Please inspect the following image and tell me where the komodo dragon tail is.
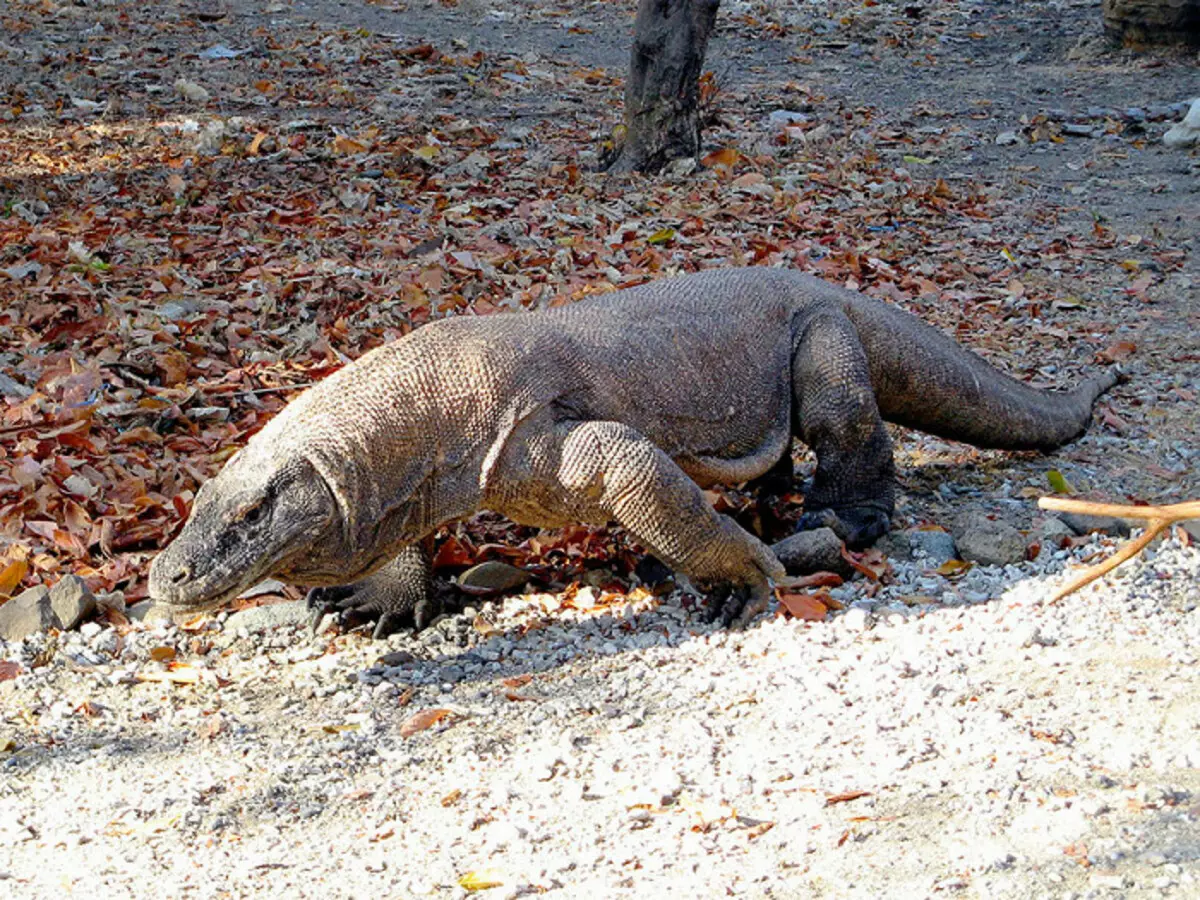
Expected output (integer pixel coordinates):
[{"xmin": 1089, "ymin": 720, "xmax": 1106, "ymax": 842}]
[{"xmin": 841, "ymin": 294, "xmax": 1122, "ymax": 452}]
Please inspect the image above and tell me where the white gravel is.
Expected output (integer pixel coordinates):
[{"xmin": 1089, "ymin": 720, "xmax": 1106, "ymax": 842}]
[{"xmin": 2, "ymin": 528, "xmax": 1198, "ymax": 898}]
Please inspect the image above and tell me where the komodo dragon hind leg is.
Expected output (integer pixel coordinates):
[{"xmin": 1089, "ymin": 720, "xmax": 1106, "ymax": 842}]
[
  {"xmin": 792, "ymin": 311, "xmax": 895, "ymax": 548},
  {"xmin": 504, "ymin": 420, "xmax": 786, "ymax": 628},
  {"xmin": 306, "ymin": 542, "xmax": 437, "ymax": 639}
]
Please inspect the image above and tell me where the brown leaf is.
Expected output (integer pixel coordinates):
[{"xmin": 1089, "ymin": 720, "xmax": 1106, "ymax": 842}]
[
  {"xmin": 776, "ymin": 590, "xmax": 830, "ymax": 621},
  {"xmin": 701, "ymin": 147, "xmax": 740, "ymax": 171},
  {"xmin": 1097, "ymin": 341, "xmax": 1136, "ymax": 363},
  {"xmin": 825, "ymin": 790, "xmax": 872, "ymax": 806},
  {"xmin": 399, "ymin": 708, "xmax": 453, "ymax": 738},
  {"xmin": 432, "ymin": 536, "xmax": 475, "ymax": 570},
  {"xmin": 0, "ymin": 660, "xmax": 23, "ymax": 682},
  {"xmin": 840, "ymin": 546, "xmax": 891, "ymax": 581},
  {"xmin": 0, "ymin": 558, "xmax": 29, "ymax": 598},
  {"xmin": 781, "ymin": 571, "xmax": 843, "ymax": 589},
  {"xmin": 933, "ymin": 559, "xmax": 973, "ymax": 578}
]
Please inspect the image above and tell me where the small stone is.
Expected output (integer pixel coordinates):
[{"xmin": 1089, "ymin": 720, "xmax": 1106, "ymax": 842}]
[
  {"xmin": 127, "ymin": 600, "xmax": 155, "ymax": 623},
  {"xmin": 174, "ymin": 78, "xmax": 210, "ymax": 104},
  {"xmin": 995, "ymin": 130, "xmax": 1022, "ymax": 146},
  {"xmin": 768, "ymin": 109, "xmax": 810, "ymax": 131},
  {"xmin": 0, "ymin": 586, "xmax": 58, "ymax": 640},
  {"xmin": 1039, "ymin": 516, "xmax": 1074, "ymax": 544},
  {"xmin": 907, "ymin": 528, "xmax": 958, "ymax": 566},
  {"xmin": 841, "ymin": 607, "xmax": 871, "ymax": 632},
  {"xmin": 49, "ymin": 575, "xmax": 96, "ymax": 630},
  {"xmin": 457, "ymin": 561, "xmax": 530, "ymax": 596},
  {"xmin": 1060, "ymin": 513, "xmax": 1132, "ymax": 538},
  {"xmin": 953, "ymin": 512, "xmax": 1026, "ymax": 566},
  {"xmin": 1061, "ymin": 123, "xmax": 1096, "ymax": 137},
  {"xmin": 1088, "ymin": 872, "xmax": 1126, "ymax": 890},
  {"xmin": 223, "ymin": 601, "xmax": 309, "ymax": 633},
  {"xmin": 378, "ymin": 650, "xmax": 416, "ymax": 667}
]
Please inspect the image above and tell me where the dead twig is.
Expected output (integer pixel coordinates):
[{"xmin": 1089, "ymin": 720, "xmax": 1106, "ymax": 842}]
[{"xmin": 1038, "ymin": 497, "xmax": 1200, "ymax": 602}]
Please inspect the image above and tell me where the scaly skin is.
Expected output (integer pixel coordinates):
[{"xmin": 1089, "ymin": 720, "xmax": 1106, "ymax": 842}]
[{"xmin": 149, "ymin": 269, "xmax": 1121, "ymax": 635}]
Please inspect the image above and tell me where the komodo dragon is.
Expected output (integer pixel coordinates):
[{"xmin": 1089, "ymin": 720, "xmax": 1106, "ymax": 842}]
[{"xmin": 149, "ymin": 268, "xmax": 1120, "ymax": 634}]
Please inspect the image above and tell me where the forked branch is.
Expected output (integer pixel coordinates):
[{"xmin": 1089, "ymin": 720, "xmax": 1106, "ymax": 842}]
[{"xmin": 1037, "ymin": 497, "xmax": 1200, "ymax": 602}]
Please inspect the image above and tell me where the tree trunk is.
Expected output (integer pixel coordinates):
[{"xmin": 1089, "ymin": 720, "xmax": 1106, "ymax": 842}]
[
  {"xmin": 607, "ymin": 0, "xmax": 721, "ymax": 174},
  {"xmin": 1102, "ymin": 0, "xmax": 1200, "ymax": 47}
]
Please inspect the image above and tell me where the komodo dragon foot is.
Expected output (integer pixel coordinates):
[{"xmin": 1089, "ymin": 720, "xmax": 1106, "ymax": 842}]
[
  {"xmin": 306, "ymin": 545, "xmax": 438, "ymax": 639},
  {"xmin": 699, "ymin": 580, "xmax": 775, "ymax": 630}
]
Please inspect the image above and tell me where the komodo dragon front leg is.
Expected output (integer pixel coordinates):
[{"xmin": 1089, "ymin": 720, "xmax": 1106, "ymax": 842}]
[
  {"xmin": 306, "ymin": 542, "xmax": 438, "ymax": 639},
  {"xmin": 792, "ymin": 310, "xmax": 896, "ymax": 546},
  {"xmin": 495, "ymin": 419, "xmax": 786, "ymax": 627}
]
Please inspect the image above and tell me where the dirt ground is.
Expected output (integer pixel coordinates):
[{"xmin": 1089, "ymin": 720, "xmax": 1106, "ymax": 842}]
[{"xmin": 1, "ymin": 1, "xmax": 1199, "ymax": 898}]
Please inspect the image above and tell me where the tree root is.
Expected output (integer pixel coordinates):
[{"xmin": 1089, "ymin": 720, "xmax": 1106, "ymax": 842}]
[{"xmin": 1038, "ymin": 497, "xmax": 1200, "ymax": 602}]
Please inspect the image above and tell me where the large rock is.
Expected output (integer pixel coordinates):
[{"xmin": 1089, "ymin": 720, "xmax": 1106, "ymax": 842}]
[
  {"xmin": 953, "ymin": 512, "xmax": 1026, "ymax": 567},
  {"xmin": 49, "ymin": 575, "xmax": 96, "ymax": 630},
  {"xmin": 1102, "ymin": 0, "xmax": 1200, "ymax": 47},
  {"xmin": 1164, "ymin": 98, "xmax": 1200, "ymax": 149},
  {"xmin": 0, "ymin": 587, "xmax": 58, "ymax": 641}
]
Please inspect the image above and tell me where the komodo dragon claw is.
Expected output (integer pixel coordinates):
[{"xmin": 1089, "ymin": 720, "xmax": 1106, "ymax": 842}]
[{"xmin": 701, "ymin": 581, "xmax": 774, "ymax": 630}]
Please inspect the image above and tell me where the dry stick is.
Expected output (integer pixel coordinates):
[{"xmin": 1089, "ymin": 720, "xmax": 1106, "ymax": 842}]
[{"xmin": 1037, "ymin": 497, "xmax": 1200, "ymax": 602}]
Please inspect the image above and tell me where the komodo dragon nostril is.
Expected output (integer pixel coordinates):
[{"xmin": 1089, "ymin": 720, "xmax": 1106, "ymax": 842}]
[{"xmin": 170, "ymin": 566, "xmax": 191, "ymax": 585}]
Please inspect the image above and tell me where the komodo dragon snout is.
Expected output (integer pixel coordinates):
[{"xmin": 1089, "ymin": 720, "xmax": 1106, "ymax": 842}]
[{"xmin": 148, "ymin": 452, "xmax": 339, "ymax": 611}]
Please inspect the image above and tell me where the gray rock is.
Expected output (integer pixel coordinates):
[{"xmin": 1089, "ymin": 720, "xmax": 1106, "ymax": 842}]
[
  {"xmin": 874, "ymin": 529, "xmax": 911, "ymax": 561},
  {"xmin": 378, "ymin": 650, "xmax": 416, "ymax": 667},
  {"xmin": 1038, "ymin": 516, "xmax": 1075, "ymax": 545},
  {"xmin": 995, "ymin": 130, "xmax": 1022, "ymax": 146},
  {"xmin": 49, "ymin": 575, "xmax": 96, "ymax": 630},
  {"xmin": 1163, "ymin": 98, "xmax": 1200, "ymax": 149},
  {"xmin": 458, "ymin": 561, "xmax": 530, "ymax": 596},
  {"xmin": 908, "ymin": 529, "xmax": 958, "ymax": 566},
  {"xmin": 953, "ymin": 512, "xmax": 1026, "ymax": 566},
  {"xmin": 1061, "ymin": 123, "xmax": 1097, "ymax": 137},
  {"xmin": 772, "ymin": 528, "xmax": 854, "ymax": 577},
  {"xmin": 127, "ymin": 600, "xmax": 154, "ymax": 623},
  {"xmin": 768, "ymin": 110, "xmax": 810, "ymax": 131},
  {"xmin": 0, "ymin": 373, "xmax": 33, "ymax": 399},
  {"xmin": 0, "ymin": 586, "xmax": 59, "ymax": 640},
  {"xmin": 1060, "ymin": 513, "xmax": 1132, "ymax": 538},
  {"xmin": 224, "ymin": 601, "xmax": 309, "ymax": 633}
]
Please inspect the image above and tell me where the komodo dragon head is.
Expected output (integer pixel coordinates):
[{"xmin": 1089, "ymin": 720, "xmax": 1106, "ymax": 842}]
[{"xmin": 148, "ymin": 443, "xmax": 341, "ymax": 611}]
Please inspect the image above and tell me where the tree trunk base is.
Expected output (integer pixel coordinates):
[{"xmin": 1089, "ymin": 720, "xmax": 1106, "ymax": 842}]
[
  {"xmin": 607, "ymin": 0, "xmax": 720, "ymax": 175},
  {"xmin": 1102, "ymin": 0, "xmax": 1200, "ymax": 47}
]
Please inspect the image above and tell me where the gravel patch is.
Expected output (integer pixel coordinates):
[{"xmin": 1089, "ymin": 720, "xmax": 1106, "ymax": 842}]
[{"xmin": 2, "ymin": 530, "xmax": 1197, "ymax": 898}]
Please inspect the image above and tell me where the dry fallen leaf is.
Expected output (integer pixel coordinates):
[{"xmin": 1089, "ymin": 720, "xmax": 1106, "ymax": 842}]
[
  {"xmin": 825, "ymin": 790, "xmax": 872, "ymax": 806},
  {"xmin": 776, "ymin": 590, "xmax": 830, "ymax": 621},
  {"xmin": 0, "ymin": 660, "xmax": 23, "ymax": 682},
  {"xmin": 933, "ymin": 559, "xmax": 973, "ymax": 578},
  {"xmin": 458, "ymin": 869, "xmax": 505, "ymax": 892},
  {"xmin": 399, "ymin": 708, "xmax": 453, "ymax": 738},
  {"xmin": 0, "ymin": 558, "xmax": 28, "ymax": 597}
]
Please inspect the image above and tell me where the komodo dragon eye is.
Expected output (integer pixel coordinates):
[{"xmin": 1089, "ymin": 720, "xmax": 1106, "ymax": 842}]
[{"xmin": 237, "ymin": 502, "xmax": 265, "ymax": 525}]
